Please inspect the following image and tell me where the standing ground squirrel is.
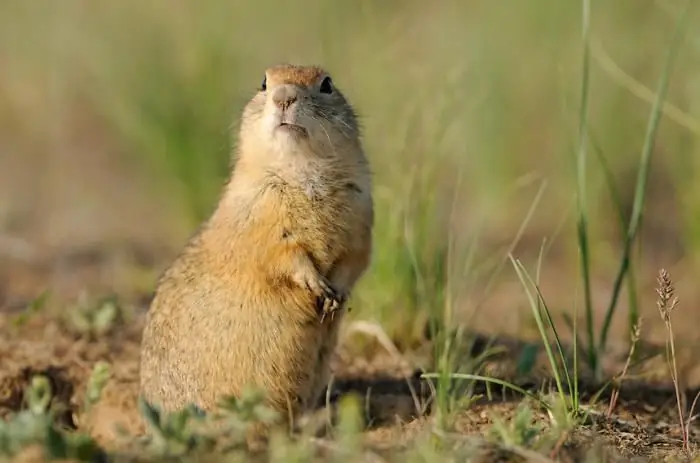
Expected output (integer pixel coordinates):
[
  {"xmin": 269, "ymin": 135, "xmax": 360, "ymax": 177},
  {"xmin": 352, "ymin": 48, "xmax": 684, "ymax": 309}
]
[{"xmin": 139, "ymin": 64, "xmax": 374, "ymax": 424}]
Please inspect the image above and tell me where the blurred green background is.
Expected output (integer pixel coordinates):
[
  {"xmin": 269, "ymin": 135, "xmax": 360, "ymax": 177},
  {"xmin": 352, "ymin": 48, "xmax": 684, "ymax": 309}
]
[{"xmin": 0, "ymin": 0, "xmax": 698, "ymax": 348}]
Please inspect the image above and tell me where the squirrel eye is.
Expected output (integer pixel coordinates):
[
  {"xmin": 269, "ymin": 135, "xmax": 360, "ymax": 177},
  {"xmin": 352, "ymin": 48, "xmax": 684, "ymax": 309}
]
[
  {"xmin": 319, "ymin": 76, "xmax": 333, "ymax": 94},
  {"xmin": 260, "ymin": 76, "xmax": 267, "ymax": 91}
]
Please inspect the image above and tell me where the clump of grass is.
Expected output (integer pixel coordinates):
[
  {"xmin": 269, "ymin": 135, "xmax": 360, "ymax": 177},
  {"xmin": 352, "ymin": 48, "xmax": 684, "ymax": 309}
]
[
  {"xmin": 488, "ymin": 402, "xmax": 542, "ymax": 450},
  {"xmin": 573, "ymin": 0, "xmax": 694, "ymax": 380},
  {"xmin": 415, "ymin": 173, "xmax": 548, "ymax": 430},
  {"xmin": 487, "ymin": 396, "xmax": 580, "ymax": 460},
  {"xmin": 429, "ymin": 327, "xmax": 503, "ymax": 431},
  {"xmin": 137, "ymin": 398, "xmax": 215, "ymax": 457},
  {"xmin": 373, "ymin": 163, "xmax": 453, "ymax": 350},
  {"xmin": 216, "ymin": 387, "xmax": 281, "ymax": 438},
  {"xmin": 509, "ymin": 254, "xmax": 581, "ymax": 418}
]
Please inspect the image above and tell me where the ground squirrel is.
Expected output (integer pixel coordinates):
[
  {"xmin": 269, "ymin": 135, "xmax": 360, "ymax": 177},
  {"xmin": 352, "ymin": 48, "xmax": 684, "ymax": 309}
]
[{"xmin": 139, "ymin": 64, "xmax": 374, "ymax": 425}]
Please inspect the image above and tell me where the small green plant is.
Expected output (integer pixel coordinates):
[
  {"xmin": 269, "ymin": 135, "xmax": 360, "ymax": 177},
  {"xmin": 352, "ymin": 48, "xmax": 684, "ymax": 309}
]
[
  {"xmin": 429, "ymin": 327, "xmax": 503, "ymax": 431},
  {"xmin": 216, "ymin": 386, "xmax": 280, "ymax": 432},
  {"xmin": 64, "ymin": 294, "xmax": 124, "ymax": 339},
  {"xmin": 0, "ymin": 375, "xmax": 104, "ymax": 461},
  {"xmin": 138, "ymin": 385, "xmax": 282, "ymax": 457},
  {"xmin": 488, "ymin": 403, "xmax": 542, "ymax": 449},
  {"xmin": 487, "ymin": 394, "xmax": 582, "ymax": 461},
  {"xmin": 83, "ymin": 361, "xmax": 111, "ymax": 414},
  {"xmin": 138, "ymin": 397, "xmax": 214, "ymax": 457},
  {"xmin": 25, "ymin": 375, "xmax": 52, "ymax": 416},
  {"xmin": 11, "ymin": 289, "xmax": 50, "ymax": 328}
]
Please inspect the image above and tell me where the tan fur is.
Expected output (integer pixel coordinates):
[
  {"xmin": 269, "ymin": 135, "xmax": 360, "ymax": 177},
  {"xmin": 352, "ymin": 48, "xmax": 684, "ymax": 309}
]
[{"xmin": 139, "ymin": 64, "xmax": 373, "ymax": 424}]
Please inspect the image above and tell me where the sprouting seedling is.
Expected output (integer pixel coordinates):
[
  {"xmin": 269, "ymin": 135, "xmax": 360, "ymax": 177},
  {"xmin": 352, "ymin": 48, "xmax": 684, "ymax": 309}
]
[
  {"xmin": 138, "ymin": 397, "xmax": 212, "ymax": 457},
  {"xmin": 83, "ymin": 361, "xmax": 111, "ymax": 413},
  {"xmin": 218, "ymin": 387, "xmax": 279, "ymax": 425},
  {"xmin": 91, "ymin": 298, "xmax": 121, "ymax": 335},
  {"xmin": 0, "ymin": 374, "xmax": 106, "ymax": 461},
  {"xmin": 489, "ymin": 403, "xmax": 541, "ymax": 449},
  {"xmin": 12, "ymin": 289, "xmax": 51, "ymax": 328},
  {"xmin": 66, "ymin": 295, "xmax": 123, "ymax": 339},
  {"xmin": 26, "ymin": 375, "xmax": 52, "ymax": 416},
  {"xmin": 0, "ymin": 376, "xmax": 54, "ymax": 456}
]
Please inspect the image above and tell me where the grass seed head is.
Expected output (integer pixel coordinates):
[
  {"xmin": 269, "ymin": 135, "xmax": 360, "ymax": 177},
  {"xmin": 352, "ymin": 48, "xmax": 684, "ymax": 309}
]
[{"xmin": 656, "ymin": 269, "xmax": 678, "ymax": 324}]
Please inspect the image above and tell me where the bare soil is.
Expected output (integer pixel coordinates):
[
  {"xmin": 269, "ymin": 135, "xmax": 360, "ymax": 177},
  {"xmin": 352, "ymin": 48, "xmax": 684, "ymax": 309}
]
[
  {"xmin": 1, "ymin": 251, "xmax": 700, "ymax": 462},
  {"xmin": 2, "ymin": 148, "xmax": 700, "ymax": 462}
]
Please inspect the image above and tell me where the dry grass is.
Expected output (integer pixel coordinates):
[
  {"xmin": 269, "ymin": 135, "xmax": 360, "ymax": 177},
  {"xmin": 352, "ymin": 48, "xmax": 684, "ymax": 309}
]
[{"xmin": 656, "ymin": 268, "xmax": 700, "ymax": 456}]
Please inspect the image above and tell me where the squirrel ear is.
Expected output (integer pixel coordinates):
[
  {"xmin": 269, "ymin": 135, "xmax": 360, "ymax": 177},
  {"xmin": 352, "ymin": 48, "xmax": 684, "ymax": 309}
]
[
  {"xmin": 319, "ymin": 76, "xmax": 333, "ymax": 94},
  {"xmin": 260, "ymin": 76, "xmax": 267, "ymax": 92}
]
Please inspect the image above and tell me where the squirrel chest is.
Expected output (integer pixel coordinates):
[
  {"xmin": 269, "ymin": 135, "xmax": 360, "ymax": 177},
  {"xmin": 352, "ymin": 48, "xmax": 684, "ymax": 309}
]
[{"xmin": 260, "ymin": 170, "xmax": 368, "ymax": 270}]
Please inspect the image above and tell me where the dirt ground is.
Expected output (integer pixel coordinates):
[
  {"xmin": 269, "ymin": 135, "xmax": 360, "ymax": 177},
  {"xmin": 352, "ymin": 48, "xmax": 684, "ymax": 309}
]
[
  {"xmin": 2, "ymin": 151, "xmax": 700, "ymax": 462},
  {"xmin": 1, "ymin": 251, "xmax": 700, "ymax": 462}
]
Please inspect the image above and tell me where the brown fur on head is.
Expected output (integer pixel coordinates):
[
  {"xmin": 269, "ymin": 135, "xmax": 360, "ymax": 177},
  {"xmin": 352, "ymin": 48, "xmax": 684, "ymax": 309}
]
[{"xmin": 237, "ymin": 64, "xmax": 361, "ymax": 163}]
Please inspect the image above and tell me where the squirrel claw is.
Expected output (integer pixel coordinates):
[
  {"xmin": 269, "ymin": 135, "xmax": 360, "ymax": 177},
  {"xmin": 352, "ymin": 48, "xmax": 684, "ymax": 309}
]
[
  {"xmin": 316, "ymin": 289, "xmax": 347, "ymax": 322},
  {"xmin": 296, "ymin": 269, "xmax": 346, "ymax": 321}
]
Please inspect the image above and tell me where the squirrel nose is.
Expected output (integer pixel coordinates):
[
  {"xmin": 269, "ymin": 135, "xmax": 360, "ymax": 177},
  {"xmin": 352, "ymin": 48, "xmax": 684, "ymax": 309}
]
[{"xmin": 272, "ymin": 86, "xmax": 298, "ymax": 110}]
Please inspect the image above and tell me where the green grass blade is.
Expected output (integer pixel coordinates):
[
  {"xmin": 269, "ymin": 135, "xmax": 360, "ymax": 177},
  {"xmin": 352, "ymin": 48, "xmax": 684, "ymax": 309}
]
[
  {"xmin": 515, "ymin": 258, "xmax": 575, "ymax": 409},
  {"xmin": 562, "ymin": 314, "xmax": 586, "ymax": 363},
  {"xmin": 535, "ymin": 237, "xmax": 579, "ymax": 411},
  {"xmin": 509, "ymin": 255, "xmax": 568, "ymax": 408},
  {"xmin": 472, "ymin": 178, "xmax": 548, "ymax": 313},
  {"xmin": 421, "ymin": 373, "xmax": 551, "ymax": 411},
  {"xmin": 575, "ymin": 0, "xmax": 596, "ymax": 377},
  {"xmin": 572, "ymin": 292, "xmax": 579, "ymax": 412},
  {"xmin": 588, "ymin": 128, "xmax": 640, "ymax": 337}
]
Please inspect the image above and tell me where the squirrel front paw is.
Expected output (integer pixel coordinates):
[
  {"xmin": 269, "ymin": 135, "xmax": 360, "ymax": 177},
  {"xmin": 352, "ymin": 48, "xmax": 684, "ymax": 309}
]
[
  {"xmin": 316, "ymin": 288, "xmax": 347, "ymax": 321},
  {"xmin": 291, "ymin": 269, "xmax": 345, "ymax": 319}
]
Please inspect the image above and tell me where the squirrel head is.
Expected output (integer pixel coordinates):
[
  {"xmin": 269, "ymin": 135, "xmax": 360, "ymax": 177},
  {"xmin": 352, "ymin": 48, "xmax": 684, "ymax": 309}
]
[{"xmin": 239, "ymin": 64, "xmax": 360, "ymax": 160}]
